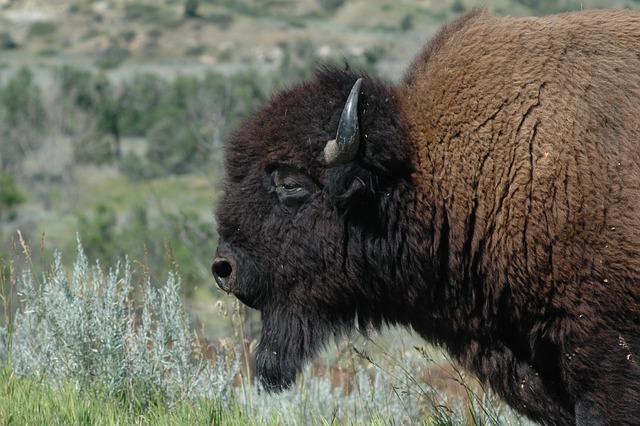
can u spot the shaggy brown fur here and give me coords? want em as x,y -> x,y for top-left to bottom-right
213,9 -> 640,425
402,10 -> 640,423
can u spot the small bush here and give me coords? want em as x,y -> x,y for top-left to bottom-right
147,28 -> 163,39
0,66 -> 46,129
0,172 -> 25,220
145,117 -> 198,175
209,13 -> 234,30
317,0 -> 346,13
184,0 -> 200,18
451,0 -> 467,13
28,21 -> 57,37
120,29 -> 137,44
95,43 -> 131,69
400,13 -> 414,31
0,32 -> 18,49
185,44 -> 207,57
363,45 -> 387,67
124,4 -> 163,22
38,48 -> 58,56
120,151 -> 153,181
7,240 -> 239,408
73,134 -> 113,165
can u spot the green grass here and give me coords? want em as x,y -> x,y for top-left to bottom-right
0,362 -> 530,425
72,167 -> 216,219
0,366 -> 244,425
0,365 -> 408,425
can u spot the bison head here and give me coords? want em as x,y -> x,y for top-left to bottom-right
212,66 -> 414,391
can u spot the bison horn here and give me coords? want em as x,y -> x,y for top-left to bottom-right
324,78 -> 362,165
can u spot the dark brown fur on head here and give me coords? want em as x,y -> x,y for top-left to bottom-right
216,65 -> 416,390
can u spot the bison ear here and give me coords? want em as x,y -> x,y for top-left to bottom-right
327,163 -> 378,215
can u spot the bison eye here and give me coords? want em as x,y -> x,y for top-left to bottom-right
272,167 -> 316,212
280,179 -> 301,193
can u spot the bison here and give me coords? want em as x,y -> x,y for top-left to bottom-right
212,8 -> 640,425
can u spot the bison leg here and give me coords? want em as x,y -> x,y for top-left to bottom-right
460,340 -> 575,425
562,330 -> 640,425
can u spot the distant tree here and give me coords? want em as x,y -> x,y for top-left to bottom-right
184,0 -> 200,18
225,71 -> 269,123
0,172 -> 25,220
363,45 -> 386,67
118,73 -> 167,136
317,0 -> 346,13
146,117 -> 199,175
184,73 -> 229,172
0,32 -> 18,49
27,21 -> 57,38
400,13 -> 415,31
93,74 -> 124,167
0,67 -> 46,173
95,40 -> 131,70
55,65 -> 96,111
13,65 -> 96,212
76,203 -> 118,264
0,68 -> 45,128
167,75 -> 200,114
120,151 -> 152,181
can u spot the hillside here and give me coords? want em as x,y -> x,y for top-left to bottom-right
3,0 -> 639,82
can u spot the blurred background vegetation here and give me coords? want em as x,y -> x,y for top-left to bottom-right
1,0 -> 639,344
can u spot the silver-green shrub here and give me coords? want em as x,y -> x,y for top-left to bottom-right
8,239 -> 238,407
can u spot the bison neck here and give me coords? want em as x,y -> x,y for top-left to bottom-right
346,167 -> 498,345
391,134 -> 538,359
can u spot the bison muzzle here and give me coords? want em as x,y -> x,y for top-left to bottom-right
212,8 -> 640,425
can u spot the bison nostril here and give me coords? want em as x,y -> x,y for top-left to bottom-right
212,256 -> 235,293
212,258 -> 233,279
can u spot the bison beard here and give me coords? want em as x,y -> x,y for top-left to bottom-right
255,305 -> 347,391
213,8 -> 640,426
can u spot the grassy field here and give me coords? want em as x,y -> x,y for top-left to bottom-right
0,367 -> 236,425
0,369 -> 530,425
